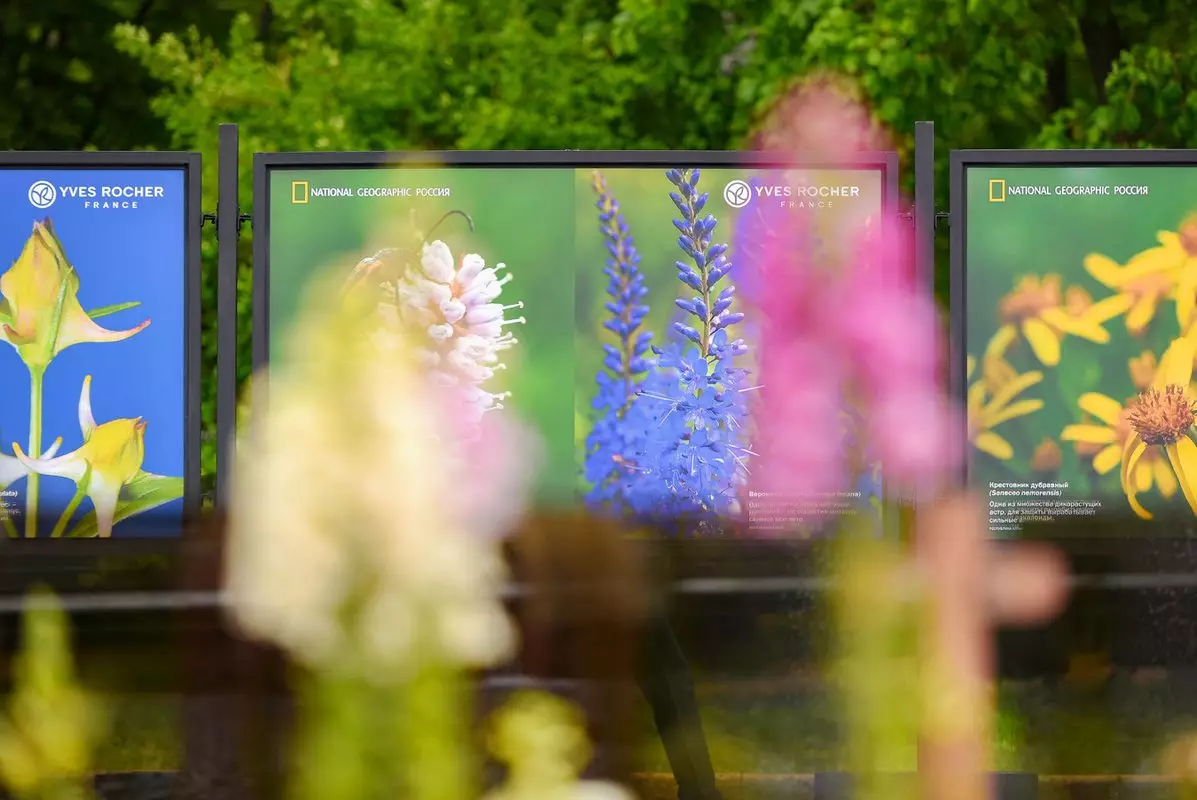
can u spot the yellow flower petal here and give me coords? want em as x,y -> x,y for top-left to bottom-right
1093,444 -> 1122,475
984,356 -> 1018,388
1122,437 -> 1151,519
1135,460 -> 1153,493
1040,307 -> 1110,343
974,431 -> 1013,460
1086,293 -> 1135,324
0,220 -> 149,370
1126,294 -> 1159,334
1126,240 -> 1184,274
1077,393 -> 1123,427
987,369 -> 1043,414
1083,253 -> 1124,287
1154,457 -> 1179,499
984,398 -> 1044,428
1159,231 -> 1182,249
1021,317 -> 1060,366
967,382 -> 987,417
985,325 -> 1018,362
1176,262 -> 1197,329
1157,338 -> 1197,389
966,355 -> 976,380
1166,439 -> 1197,516
1061,424 -> 1117,445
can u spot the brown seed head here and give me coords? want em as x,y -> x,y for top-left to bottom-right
1129,351 -> 1158,391
1180,214 -> 1197,256
1031,438 -> 1062,473
998,275 -> 1062,323
1126,385 -> 1197,446
1063,285 -> 1092,317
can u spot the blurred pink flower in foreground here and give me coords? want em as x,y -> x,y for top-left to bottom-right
739,82 -> 960,508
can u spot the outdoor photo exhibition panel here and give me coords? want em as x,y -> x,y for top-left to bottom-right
951,150 -> 1197,537
254,151 -> 898,537
0,153 -> 201,541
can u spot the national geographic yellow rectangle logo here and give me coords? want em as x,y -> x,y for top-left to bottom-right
988,179 -> 1006,203
291,181 -> 309,204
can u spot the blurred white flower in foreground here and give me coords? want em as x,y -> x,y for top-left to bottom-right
226,270 -> 542,676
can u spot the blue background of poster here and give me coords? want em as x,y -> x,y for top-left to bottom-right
0,167 -> 186,537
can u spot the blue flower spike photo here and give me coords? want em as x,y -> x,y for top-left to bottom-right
577,161 -> 890,537
0,215 -> 185,538
583,167 -> 756,527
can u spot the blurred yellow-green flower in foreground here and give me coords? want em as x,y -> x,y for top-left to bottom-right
1084,224 -> 1197,335
1120,337 -> 1197,519
0,219 -> 149,371
967,354 -> 1044,460
483,691 -> 633,800
0,588 -> 103,800
14,376 -> 147,539
988,274 -> 1116,366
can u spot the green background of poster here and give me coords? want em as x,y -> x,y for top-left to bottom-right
965,165 -> 1197,521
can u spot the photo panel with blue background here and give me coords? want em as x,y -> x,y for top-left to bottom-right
0,167 -> 187,538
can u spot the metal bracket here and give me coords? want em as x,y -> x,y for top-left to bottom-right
934,212 -> 950,230
201,212 -> 217,229
209,206 -> 253,240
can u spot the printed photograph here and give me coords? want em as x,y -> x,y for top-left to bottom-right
267,164 -> 887,533
573,166 -> 885,535
0,168 -> 188,538
267,167 -> 577,507
965,165 -> 1197,533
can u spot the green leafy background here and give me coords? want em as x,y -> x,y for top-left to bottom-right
966,165 -> 1197,519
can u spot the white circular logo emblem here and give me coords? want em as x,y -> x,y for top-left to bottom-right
723,179 -> 752,209
28,181 -> 56,210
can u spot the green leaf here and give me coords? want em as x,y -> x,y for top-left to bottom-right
85,301 -> 141,320
66,472 -> 183,538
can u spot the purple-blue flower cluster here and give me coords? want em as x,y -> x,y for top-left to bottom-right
584,168 -> 754,522
583,172 -> 655,509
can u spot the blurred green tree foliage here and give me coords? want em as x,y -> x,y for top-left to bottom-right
2,0 -> 1192,495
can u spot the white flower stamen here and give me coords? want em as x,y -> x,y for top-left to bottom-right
382,240 -> 524,426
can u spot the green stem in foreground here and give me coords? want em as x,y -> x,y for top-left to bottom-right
50,483 -> 87,539
403,658 -> 473,800
288,669 -> 372,800
24,366 -> 45,539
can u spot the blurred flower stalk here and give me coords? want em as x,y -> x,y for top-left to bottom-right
0,589 -> 104,800
229,262 -> 533,799
750,78 -> 1068,800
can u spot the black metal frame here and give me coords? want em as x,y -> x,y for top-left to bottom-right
913,122 -> 936,295
215,126 -> 240,512
0,151 -> 202,556
949,148 -> 1197,493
